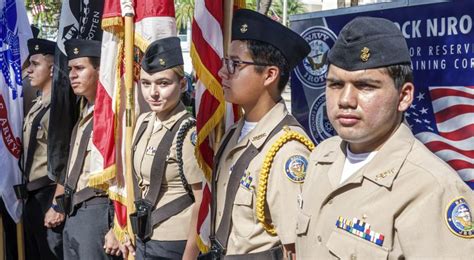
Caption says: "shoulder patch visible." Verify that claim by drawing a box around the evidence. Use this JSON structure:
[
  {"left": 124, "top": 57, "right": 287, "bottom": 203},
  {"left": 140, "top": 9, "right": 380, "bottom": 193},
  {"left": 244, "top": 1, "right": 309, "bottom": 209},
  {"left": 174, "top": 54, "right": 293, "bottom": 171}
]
[
  {"left": 445, "top": 197, "right": 473, "bottom": 238},
  {"left": 190, "top": 130, "right": 197, "bottom": 146},
  {"left": 285, "top": 155, "right": 308, "bottom": 183}
]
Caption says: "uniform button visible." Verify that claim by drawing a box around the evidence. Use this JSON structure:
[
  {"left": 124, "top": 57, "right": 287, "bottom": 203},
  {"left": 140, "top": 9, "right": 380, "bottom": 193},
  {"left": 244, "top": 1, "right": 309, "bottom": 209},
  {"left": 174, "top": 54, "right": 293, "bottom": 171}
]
[
  {"left": 218, "top": 211, "right": 222, "bottom": 217},
  {"left": 317, "top": 235, "right": 322, "bottom": 243},
  {"left": 351, "top": 254, "right": 357, "bottom": 260}
]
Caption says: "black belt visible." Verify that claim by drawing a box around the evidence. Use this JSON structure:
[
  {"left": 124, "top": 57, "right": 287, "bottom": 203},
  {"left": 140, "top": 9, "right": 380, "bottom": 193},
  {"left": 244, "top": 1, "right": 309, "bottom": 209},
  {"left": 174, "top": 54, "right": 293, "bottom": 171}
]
[
  {"left": 26, "top": 175, "right": 53, "bottom": 192},
  {"left": 75, "top": 195, "right": 108, "bottom": 208},
  {"left": 72, "top": 187, "right": 108, "bottom": 208},
  {"left": 224, "top": 246, "right": 283, "bottom": 260}
]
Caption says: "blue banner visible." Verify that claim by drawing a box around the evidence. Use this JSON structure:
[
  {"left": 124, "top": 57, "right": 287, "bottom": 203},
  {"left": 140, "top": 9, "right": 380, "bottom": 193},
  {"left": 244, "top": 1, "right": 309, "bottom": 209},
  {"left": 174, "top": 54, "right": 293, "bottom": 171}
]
[{"left": 290, "top": 0, "right": 473, "bottom": 187}]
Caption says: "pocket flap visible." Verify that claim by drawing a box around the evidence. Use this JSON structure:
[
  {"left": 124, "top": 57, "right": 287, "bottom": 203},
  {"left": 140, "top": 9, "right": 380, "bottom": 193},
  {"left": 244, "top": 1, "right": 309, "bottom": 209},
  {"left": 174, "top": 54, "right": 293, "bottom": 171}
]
[
  {"left": 296, "top": 211, "right": 311, "bottom": 235},
  {"left": 326, "top": 229, "right": 388, "bottom": 259},
  {"left": 234, "top": 188, "right": 253, "bottom": 206}
]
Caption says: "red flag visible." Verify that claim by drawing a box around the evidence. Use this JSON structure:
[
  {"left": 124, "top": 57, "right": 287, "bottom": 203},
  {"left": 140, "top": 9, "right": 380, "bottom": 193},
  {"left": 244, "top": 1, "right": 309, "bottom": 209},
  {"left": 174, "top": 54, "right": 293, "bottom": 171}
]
[
  {"left": 89, "top": 0, "right": 176, "bottom": 241},
  {"left": 192, "top": 0, "right": 244, "bottom": 252}
]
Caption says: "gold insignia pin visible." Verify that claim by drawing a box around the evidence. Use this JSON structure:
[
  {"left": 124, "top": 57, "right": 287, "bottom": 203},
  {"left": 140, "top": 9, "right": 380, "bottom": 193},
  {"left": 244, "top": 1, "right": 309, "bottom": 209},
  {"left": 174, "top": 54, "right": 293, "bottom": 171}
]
[
  {"left": 240, "top": 24, "right": 248, "bottom": 33},
  {"left": 159, "top": 58, "right": 166, "bottom": 66},
  {"left": 34, "top": 45, "right": 39, "bottom": 51},
  {"left": 73, "top": 48, "right": 79, "bottom": 55},
  {"left": 360, "top": 47, "right": 370, "bottom": 62},
  {"left": 375, "top": 169, "right": 395, "bottom": 181}
]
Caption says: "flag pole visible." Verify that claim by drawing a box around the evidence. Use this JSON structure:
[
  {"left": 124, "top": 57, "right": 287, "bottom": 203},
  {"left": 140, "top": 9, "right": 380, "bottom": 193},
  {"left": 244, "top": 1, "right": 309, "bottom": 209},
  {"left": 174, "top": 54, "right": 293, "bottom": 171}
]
[
  {"left": 213, "top": 0, "right": 234, "bottom": 149},
  {"left": 124, "top": 12, "right": 136, "bottom": 254},
  {"left": 16, "top": 221, "right": 24, "bottom": 260}
]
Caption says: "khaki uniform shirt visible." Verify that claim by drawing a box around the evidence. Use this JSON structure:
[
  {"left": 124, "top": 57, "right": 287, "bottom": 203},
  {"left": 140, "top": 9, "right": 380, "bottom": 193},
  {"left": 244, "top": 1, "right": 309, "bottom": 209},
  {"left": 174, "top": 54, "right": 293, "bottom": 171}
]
[
  {"left": 66, "top": 105, "right": 94, "bottom": 192},
  {"left": 133, "top": 103, "right": 202, "bottom": 241},
  {"left": 296, "top": 124, "right": 474, "bottom": 259},
  {"left": 22, "top": 94, "right": 50, "bottom": 182},
  {"left": 214, "top": 101, "right": 311, "bottom": 255}
]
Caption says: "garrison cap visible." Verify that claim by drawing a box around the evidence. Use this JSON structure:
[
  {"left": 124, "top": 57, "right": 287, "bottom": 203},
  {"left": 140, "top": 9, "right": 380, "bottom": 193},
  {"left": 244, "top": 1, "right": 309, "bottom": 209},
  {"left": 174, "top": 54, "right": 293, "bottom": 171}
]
[
  {"left": 232, "top": 9, "right": 310, "bottom": 70},
  {"left": 141, "top": 37, "right": 183, "bottom": 74},
  {"left": 27, "top": 38, "right": 55, "bottom": 55},
  {"left": 64, "top": 39, "right": 101, "bottom": 60},
  {"left": 328, "top": 16, "right": 412, "bottom": 71},
  {"left": 31, "top": 25, "right": 40, "bottom": 38}
]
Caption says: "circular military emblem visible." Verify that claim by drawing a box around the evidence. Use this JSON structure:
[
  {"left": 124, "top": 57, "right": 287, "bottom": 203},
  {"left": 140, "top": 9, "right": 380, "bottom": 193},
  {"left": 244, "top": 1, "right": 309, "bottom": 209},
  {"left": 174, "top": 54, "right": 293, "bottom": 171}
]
[
  {"left": 308, "top": 93, "right": 336, "bottom": 143},
  {"left": 190, "top": 130, "right": 197, "bottom": 146},
  {"left": 445, "top": 197, "right": 474, "bottom": 238},
  {"left": 294, "top": 26, "right": 337, "bottom": 89},
  {"left": 285, "top": 155, "right": 308, "bottom": 183}
]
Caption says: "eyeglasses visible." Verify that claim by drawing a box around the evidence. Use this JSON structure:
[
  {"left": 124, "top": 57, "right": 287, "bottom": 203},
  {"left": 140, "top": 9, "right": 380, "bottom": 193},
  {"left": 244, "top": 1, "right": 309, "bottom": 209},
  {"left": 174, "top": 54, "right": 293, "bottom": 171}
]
[{"left": 221, "top": 57, "right": 273, "bottom": 75}]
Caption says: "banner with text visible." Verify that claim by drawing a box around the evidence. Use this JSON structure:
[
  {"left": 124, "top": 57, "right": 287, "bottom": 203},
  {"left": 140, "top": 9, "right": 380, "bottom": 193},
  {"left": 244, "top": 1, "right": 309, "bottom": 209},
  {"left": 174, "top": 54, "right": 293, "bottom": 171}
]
[{"left": 290, "top": 0, "right": 474, "bottom": 188}]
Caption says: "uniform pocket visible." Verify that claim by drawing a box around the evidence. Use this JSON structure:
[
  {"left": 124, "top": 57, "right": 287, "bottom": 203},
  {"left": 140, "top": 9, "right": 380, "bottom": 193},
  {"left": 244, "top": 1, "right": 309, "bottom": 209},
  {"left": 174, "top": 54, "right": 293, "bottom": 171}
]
[
  {"left": 234, "top": 187, "right": 253, "bottom": 206},
  {"left": 296, "top": 211, "right": 311, "bottom": 236},
  {"left": 326, "top": 229, "right": 388, "bottom": 260},
  {"left": 232, "top": 187, "right": 255, "bottom": 238}
]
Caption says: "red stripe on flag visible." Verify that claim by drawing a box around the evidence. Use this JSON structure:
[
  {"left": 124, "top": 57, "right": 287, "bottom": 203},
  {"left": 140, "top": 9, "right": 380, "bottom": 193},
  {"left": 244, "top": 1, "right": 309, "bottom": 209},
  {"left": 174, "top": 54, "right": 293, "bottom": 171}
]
[
  {"left": 192, "top": 21, "right": 223, "bottom": 80},
  {"left": 446, "top": 159, "right": 474, "bottom": 171},
  {"left": 425, "top": 141, "right": 474, "bottom": 158},
  {"left": 439, "top": 124, "right": 474, "bottom": 141},
  {"left": 134, "top": 0, "right": 175, "bottom": 22},
  {"left": 435, "top": 104, "right": 474, "bottom": 123},
  {"left": 93, "top": 82, "right": 116, "bottom": 167},
  {"left": 197, "top": 184, "right": 211, "bottom": 229},
  {"left": 430, "top": 88, "right": 474, "bottom": 101},
  {"left": 204, "top": 0, "right": 224, "bottom": 26},
  {"left": 103, "top": 0, "right": 122, "bottom": 18},
  {"left": 113, "top": 200, "right": 128, "bottom": 228}
]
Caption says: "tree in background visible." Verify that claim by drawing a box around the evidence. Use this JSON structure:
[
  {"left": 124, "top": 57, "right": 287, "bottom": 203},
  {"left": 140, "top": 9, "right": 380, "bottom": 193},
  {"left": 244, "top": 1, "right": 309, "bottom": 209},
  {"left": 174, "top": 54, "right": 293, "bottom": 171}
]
[
  {"left": 246, "top": 0, "right": 305, "bottom": 24},
  {"left": 24, "top": 0, "right": 61, "bottom": 39},
  {"left": 175, "top": 0, "right": 195, "bottom": 31}
]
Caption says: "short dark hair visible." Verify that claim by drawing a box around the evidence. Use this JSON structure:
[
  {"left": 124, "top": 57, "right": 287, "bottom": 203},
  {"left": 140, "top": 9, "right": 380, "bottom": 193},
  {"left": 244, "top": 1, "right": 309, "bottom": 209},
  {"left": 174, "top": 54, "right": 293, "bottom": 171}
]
[
  {"left": 88, "top": 57, "right": 100, "bottom": 69},
  {"left": 384, "top": 64, "right": 413, "bottom": 89},
  {"left": 245, "top": 40, "right": 290, "bottom": 93}
]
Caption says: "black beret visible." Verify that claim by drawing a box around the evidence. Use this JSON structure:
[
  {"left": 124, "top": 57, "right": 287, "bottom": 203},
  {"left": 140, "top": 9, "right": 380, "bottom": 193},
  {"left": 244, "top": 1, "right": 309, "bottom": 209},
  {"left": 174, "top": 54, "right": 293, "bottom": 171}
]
[
  {"left": 232, "top": 9, "right": 310, "bottom": 70},
  {"left": 328, "top": 16, "right": 411, "bottom": 71},
  {"left": 27, "top": 38, "right": 55, "bottom": 55},
  {"left": 64, "top": 39, "right": 101, "bottom": 60},
  {"left": 141, "top": 37, "right": 183, "bottom": 74}
]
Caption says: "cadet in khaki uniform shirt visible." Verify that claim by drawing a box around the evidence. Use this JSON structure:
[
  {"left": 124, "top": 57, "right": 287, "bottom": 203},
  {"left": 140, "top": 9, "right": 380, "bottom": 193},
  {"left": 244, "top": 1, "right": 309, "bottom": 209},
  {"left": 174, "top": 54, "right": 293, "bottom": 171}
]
[
  {"left": 119, "top": 37, "right": 203, "bottom": 260},
  {"left": 20, "top": 38, "right": 63, "bottom": 259},
  {"left": 50, "top": 39, "right": 120, "bottom": 260},
  {"left": 295, "top": 17, "right": 474, "bottom": 259},
  {"left": 203, "top": 9, "right": 313, "bottom": 259}
]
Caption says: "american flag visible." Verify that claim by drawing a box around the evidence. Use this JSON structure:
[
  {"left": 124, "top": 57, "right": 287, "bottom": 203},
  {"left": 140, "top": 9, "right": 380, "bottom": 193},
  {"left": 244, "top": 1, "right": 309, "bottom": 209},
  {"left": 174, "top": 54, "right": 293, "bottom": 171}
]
[{"left": 406, "top": 86, "right": 474, "bottom": 189}]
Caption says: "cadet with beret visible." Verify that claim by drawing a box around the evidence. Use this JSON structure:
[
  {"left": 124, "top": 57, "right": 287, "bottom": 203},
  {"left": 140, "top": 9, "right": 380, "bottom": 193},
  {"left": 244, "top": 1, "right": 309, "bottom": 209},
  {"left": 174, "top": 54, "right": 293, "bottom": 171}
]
[
  {"left": 119, "top": 37, "right": 203, "bottom": 260},
  {"left": 295, "top": 17, "right": 474, "bottom": 259},
  {"left": 20, "top": 38, "right": 63, "bottom": 259},
  {"left": 48, "top": 39, "right": 120, "bottom": 260},
  {"left": 203, "top": 9, "right": 314, "bottom": 259}
]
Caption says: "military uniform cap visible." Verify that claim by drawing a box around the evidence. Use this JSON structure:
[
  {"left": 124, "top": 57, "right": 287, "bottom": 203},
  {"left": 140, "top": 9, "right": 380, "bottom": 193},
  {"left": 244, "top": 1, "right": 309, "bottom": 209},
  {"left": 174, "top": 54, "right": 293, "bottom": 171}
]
[
  {"left": 31, "top": 25, "right": 40, "bottom": 38},
  {"left": 64, "top": 39, "right": 101, "bottom": 60},
  {"left": 27, "top": 38, "right": 56, "bottom": 55},
  {"left": 232, "top": 9, "right": 310, "bottom": 70},
  {"left": 141, "top": 37, "right": 183, "bottom": 74},
  {"left": 328, "top": 16, "right": 411, "bottom": 71}
]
